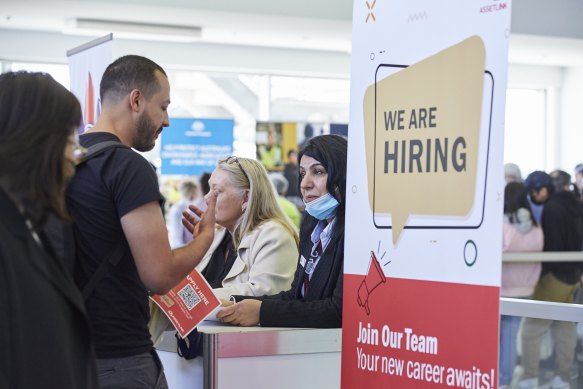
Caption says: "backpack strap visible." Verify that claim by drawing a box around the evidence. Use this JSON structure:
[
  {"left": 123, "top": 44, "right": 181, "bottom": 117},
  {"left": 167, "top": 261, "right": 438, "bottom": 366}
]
[
  {"left": 81, "top": 239, "right": 126, "bottom": 299},
  {"left": 79, "top": 140, "right": 130, "bottom": 165},
  {"left": 78, "top": 139, "right": 131, "bottom": 300}
]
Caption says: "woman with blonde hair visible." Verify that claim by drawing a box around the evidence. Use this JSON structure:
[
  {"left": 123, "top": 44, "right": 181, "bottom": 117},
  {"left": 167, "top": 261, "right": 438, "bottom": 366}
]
[
  {"left": 156, "top": 156, "right": 299, "bottom": 359},
  {"left": 190, "top": 155, "right": 299, "bottom": 301}
]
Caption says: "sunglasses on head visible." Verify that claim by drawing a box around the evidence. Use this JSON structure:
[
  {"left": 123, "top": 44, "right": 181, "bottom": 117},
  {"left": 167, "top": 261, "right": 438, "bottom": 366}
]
[{"left": 224, "top": 155, "right": 250, "bottom": 185}]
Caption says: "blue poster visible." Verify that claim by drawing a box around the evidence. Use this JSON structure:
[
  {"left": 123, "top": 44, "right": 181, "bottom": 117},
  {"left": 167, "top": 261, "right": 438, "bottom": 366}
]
[{"left": 161, "top": 118, "right": 234, "bottom": 175}]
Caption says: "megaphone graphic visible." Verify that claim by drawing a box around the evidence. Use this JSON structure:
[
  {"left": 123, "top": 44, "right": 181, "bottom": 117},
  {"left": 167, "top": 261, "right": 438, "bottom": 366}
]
[{"left": 357, "top": 251, "right": 387, "bottom": 315}]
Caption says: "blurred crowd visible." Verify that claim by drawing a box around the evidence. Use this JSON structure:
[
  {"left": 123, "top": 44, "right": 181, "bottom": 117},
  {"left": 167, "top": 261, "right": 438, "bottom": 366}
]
[{"left": 501, "top": 163, "right": 583, "bottom": 389}]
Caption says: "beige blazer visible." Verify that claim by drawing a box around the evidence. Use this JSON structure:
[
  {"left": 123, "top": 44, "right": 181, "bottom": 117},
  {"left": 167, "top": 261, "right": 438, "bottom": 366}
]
[{"left": 196, "top": 221, "right": 298, "bottom": 301}]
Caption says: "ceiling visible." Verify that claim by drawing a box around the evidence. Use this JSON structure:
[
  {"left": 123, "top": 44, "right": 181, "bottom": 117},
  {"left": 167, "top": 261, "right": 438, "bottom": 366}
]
[{"left": 1, "top": 0, "right": 583, "bottom": 67}]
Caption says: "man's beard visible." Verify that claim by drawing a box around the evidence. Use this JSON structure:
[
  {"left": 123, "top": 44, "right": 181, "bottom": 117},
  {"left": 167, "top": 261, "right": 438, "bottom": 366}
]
[{"left": 134, "top": 111, "right": 160, "bottom": 152}]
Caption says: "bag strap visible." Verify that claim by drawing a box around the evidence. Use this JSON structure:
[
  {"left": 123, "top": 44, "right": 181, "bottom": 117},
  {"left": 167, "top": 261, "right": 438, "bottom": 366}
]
[
  {"left": 81, "top": 240, "right": 126, "bottom": 299},
  {"left": 78, "top": 139, "right": 131, "bottom": 300},
  {"left": 79, "top": 140, "right": 130, "bottom": 165}
]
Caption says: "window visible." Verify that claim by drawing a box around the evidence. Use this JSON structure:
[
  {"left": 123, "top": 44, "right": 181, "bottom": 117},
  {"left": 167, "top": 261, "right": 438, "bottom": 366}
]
[{"left": 504, "top": 88, "right": 547, "bottom": 177}]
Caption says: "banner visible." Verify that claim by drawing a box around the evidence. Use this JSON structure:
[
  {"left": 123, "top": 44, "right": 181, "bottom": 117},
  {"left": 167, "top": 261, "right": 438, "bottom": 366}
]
[
  {"left": 342, "top": 1, "right": 511, "bottom": 388},
  {"left": 161, "top": 118, "right": 234, "bottom": 176},
  {"left": 67, "top": 34, "right": 113, "bottom": 134}
]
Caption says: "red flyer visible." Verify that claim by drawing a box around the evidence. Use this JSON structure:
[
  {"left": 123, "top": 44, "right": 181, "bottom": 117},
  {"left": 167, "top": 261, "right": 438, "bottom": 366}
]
[{"left": 150, "top": 268, "right": 221, "bottom": 338}]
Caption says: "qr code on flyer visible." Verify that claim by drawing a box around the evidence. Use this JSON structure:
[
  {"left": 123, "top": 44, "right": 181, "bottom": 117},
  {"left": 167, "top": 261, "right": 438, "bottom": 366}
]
[{"left": 177, "top": 284, "right": 201, "bottom": 311}]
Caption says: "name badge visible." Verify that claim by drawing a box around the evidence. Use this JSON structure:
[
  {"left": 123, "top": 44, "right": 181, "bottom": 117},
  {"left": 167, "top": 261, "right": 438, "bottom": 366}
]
[{"left": 300, "top": 255, "right": 307, "bottom": 268}]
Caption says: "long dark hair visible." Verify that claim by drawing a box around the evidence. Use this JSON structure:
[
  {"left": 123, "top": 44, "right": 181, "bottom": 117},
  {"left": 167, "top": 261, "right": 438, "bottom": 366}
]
[
  {"left": 0, "top": 72, "right": 81, "bottom": 229},
  {"left": 504, "top": 182, "right": 537, "bottom": 226},
  {"left": 297, "top": 135, "right": 347, "bottom": 245}
]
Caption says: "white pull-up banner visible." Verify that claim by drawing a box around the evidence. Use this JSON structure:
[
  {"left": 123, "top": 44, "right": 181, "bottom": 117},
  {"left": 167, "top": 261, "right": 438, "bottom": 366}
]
[
  {"left": 67, "top": 34, "right": 112, "bottom": 134},
  {"left": 342, "top": 1, "right": 511, "bottom": 387}
]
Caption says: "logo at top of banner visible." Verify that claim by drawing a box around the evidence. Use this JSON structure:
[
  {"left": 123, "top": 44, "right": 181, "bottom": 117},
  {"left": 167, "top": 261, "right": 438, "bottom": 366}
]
[
  {"left": 363, "top": 36, "right": 487, "bottom": 246},
  {"left": 192, "top": 120, "right": 205, "bottom": 131},
  {"left": 480, "top": 0, "right": 508, "bottom": 13},
  {"left": 365, "top": 0, "right": 376, "bottom": 23},
  {"left": 187, "top": 120, "right": 212, "bottom": 137}
]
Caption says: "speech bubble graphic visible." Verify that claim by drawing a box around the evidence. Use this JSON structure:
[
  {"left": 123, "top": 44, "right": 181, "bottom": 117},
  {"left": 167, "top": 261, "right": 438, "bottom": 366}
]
[{"left": 363, "top": 36, "right": 487, "bottom": 245}]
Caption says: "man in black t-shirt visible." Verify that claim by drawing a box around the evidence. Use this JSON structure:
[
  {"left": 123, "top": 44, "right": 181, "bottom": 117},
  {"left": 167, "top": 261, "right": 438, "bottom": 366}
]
[{"left": 66, "top": 55, "right": 216, "bottom": 389}]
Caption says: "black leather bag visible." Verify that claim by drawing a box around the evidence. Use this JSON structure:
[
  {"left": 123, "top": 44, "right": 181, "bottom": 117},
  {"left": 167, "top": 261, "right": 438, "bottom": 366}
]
[{"left": 175, "top": 329, "right": 203, "bottom": 360}]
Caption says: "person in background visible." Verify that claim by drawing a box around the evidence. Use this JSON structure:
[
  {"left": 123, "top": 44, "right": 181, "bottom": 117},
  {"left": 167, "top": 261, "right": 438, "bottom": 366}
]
[
  {"left": 0, "top": 72, "right": 97, "bottom": 388},
  {"left": 550, "top": 169, "right": 574, "bottom": 194},
  {"left": 162, "top": 179, "right": 181, "bottom": 208},
  {"left": 574, "top": 164, "right": 583, "bottom": 362},
  {"left": 183, "top": 173, "right": 212, "bottom": 234},
  {"left": 505, "top": 163, "right": 544, "bottom": 224},
  {"left": 194, "top": 172, "right": 211, "bottom": 212},
  {"left": 499, "top": 182, "right": 543, "bottom": 389},
  {"left": 269, "top": 172, "right": 301, "bottom": 229},
  {"left": 283, "top": 149, "right": 304, "bottom": 211},
  {"left": 168, "top": 180, "right": 200, "bottom": 248},
  {"left": 518, "top": 171, "right": 583, "bottom": 389},
  {"left": 505, "top": 162, "right": 523, "bottom": 183},
  {"left": 217, "top": 135, "right": 347, "bottom": 328},
  {"left": 66, "top": 55, "right": 217, "bottom": 389},
  {"left": 257, "top": 129, "right": 283, "bottom": 171},
  {"left": 298, "top": 123, "right": 315, "bottom": 151},
  {"left": 574, "top": 163, "right": 583, "bottom": 204}
]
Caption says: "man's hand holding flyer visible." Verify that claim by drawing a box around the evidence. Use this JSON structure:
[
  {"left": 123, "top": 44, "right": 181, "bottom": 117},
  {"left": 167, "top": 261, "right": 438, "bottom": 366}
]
[{"left": 150, "top": 268, "right": 220, "bottom": 338}]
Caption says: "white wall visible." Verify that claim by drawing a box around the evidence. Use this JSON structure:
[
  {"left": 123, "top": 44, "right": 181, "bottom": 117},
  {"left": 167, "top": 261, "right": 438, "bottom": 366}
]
[
  {"left": 507, "top": 64, "right": 562, "bottom": 89},
  {"left": 2, "top": 28, "right": 581, "bottom": 174},
  {"left": 560, "top": 66, "right": 583, "bottom": 173},
  {"left": 0, "top": 29, "right": 351, "bottom": 77}
]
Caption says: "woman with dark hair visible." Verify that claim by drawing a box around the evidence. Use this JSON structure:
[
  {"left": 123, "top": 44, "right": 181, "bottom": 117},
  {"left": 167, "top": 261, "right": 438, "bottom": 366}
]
[
  {"left": 499, "top": 182, "right": 543, "bottom": 389},
  {"left": 0, "top": 72, "right": 97, "bottom": 388},
  {"left": 217, "top": 134, "right": 347, "bottom": 328}
]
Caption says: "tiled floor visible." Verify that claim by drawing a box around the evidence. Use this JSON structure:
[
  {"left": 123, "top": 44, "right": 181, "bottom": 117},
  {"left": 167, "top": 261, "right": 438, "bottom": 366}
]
[{"left": 511, "top": 348, "right": 583, "bottom": 388}]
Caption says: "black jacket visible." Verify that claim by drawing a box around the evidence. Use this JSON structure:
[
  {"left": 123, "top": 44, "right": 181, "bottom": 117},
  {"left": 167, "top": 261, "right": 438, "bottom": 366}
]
[
  {"left": 0, "top": 189, "right": 97, "bottom": 388},
  {"left": 239, "top": 220, "right": 344, "bottom": 328},
  {"left": 541, "top": 190, "right": 583, "bottom": 284}
]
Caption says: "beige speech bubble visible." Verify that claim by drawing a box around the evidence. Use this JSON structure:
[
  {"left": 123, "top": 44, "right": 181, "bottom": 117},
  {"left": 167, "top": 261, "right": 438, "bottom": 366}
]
[{"left": 363, "top": 36, "right": 485, "bottom": 245}]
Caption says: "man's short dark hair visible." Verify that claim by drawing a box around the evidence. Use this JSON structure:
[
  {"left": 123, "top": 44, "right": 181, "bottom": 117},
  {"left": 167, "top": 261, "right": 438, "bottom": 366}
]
[
  {"left": 550, "top": 169, "right": 572, "bottom": 192},
  {"left": 100, "top": 55, "right": 167, "bottom": 103}
]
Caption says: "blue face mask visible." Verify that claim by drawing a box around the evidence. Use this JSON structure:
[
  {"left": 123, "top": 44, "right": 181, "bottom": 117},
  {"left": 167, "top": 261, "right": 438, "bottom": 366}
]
[{"left": 304, "top": 193, "right": 340, "bottom": 220}]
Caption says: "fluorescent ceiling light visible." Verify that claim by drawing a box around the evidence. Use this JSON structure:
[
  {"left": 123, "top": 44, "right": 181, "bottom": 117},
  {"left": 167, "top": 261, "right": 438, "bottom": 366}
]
[{"left": 64, "top": 18, "right": 202, "bottom": 43}]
